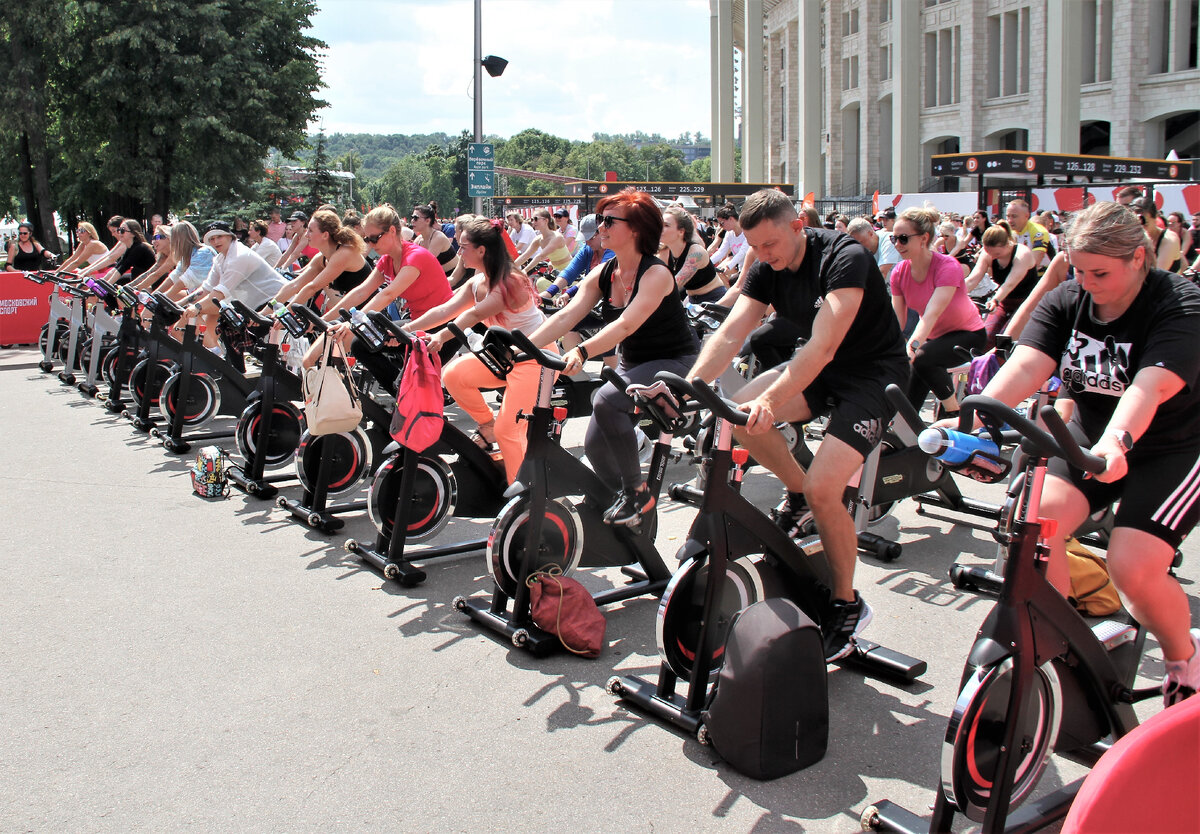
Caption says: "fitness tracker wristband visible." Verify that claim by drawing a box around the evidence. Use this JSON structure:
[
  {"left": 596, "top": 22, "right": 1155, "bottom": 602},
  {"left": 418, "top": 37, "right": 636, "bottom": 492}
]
[
  {"left": 576, "top": 344, "right": 589, "bottom": 362},
  {"left": 1107, "top": 429, "right": 1133, "bottom": 453}
]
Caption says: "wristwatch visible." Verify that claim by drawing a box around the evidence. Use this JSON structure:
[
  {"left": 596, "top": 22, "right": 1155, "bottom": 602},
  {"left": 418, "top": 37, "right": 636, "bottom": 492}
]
[{"left": 1108, "top": 429, "right": 1133, "bottom": 453}]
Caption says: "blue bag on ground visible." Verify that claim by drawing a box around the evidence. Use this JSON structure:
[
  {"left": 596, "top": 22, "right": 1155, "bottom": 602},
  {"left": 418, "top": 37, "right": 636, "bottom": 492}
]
[{"left": 702, "top": 597, "right": 828, "bottom": 779}]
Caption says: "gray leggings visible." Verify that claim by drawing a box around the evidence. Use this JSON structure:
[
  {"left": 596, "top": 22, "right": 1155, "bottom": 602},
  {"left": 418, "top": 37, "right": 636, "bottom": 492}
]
[{"left": 585, "top": 354, "right": 698, "bottom": 492}]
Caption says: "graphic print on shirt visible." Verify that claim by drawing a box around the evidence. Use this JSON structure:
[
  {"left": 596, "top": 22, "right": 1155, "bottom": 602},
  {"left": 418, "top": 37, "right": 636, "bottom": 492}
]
[{"left": 1062, "top": 331, "right": 1131, "bottom": 396}]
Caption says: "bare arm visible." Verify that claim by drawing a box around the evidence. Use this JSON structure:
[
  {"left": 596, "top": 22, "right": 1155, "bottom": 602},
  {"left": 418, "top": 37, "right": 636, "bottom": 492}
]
[
  {"left": 689, "top": 292, "right": 770, "bottom": 383},
  {"left": 744, "top": 287, "right": 863, "bottom": 432},
  {"left": 963, "top": 250, "right": 993, "bottom": 294},
  {"left": 1003, "top": 252, "right": 1069, "bottom": 341}
]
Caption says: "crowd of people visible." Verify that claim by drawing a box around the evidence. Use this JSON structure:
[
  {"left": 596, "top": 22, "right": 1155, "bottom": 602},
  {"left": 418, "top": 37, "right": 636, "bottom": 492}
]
[{"left": 11, "top": 183, "right": 1200, "bottom": 700}]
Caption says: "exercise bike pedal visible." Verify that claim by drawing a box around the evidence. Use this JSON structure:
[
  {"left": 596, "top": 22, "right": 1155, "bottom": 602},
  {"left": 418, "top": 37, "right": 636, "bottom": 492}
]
[
  {"left": 844, "top": 638, "right": 928, "bottom": 683},
  {"left": 1091, "top": 619, "right": 1137, "bottom": 651}
]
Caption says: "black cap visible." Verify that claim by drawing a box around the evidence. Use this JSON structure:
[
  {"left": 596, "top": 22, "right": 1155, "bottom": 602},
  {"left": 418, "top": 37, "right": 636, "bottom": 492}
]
[
  {"left": 1130, "top": 196, "right": 1156, "bottom": 216},
  {"left": 203, "top": 220, "right": 234, "bottom": 239},
  {"left": 553, "top": 209, "right": 570, "bottom": 218},
  {"left": 288, "top": 210, "right": 308, "bottom": 222}
]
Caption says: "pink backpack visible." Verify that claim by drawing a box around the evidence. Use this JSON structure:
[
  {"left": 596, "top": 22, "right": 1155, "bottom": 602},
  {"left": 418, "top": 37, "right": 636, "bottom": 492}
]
[{"left": 390, "top": 335, "right": 444, "bottom": 452}]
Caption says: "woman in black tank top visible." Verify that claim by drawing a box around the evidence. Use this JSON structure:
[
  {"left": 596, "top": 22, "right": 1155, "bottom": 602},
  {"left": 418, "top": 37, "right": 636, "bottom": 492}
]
[
  {"left": 528, "top": 188, "right": 699, "bottom": 526},
  {"left": 271, "top": 209, "right": 371, "bottom": 311},
  {"left": 965, "top": 222, "right": 1039, "bottom": 349},
  {"left": 661, "top": 205, "right": 725, "bottom": 304}
]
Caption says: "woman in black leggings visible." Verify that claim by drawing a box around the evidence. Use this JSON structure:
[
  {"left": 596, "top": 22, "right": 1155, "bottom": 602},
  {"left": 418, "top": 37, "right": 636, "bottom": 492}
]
[
  {"left": 528, "top": 188, "right": 699, "bottom": 526},
  {"left": 889, "top": 206, "right": 986, "bottom": 415}
]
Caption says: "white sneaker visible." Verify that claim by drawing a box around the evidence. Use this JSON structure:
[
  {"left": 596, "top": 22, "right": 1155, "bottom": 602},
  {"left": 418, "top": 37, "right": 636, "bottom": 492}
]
[{"left": 1162, "top": 628, "right": 1200, "bottom": 709}]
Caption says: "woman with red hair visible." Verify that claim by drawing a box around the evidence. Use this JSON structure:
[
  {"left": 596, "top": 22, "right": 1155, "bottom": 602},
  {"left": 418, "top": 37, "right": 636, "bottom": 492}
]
[{"left": 528, "top": 188, "right": 699, "bottom": 526}]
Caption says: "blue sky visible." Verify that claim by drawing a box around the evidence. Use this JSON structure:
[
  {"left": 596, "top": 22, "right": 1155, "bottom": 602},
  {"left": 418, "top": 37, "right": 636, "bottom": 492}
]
[{"left": 308, "top": 0, "right": 713, "bottom": 141}]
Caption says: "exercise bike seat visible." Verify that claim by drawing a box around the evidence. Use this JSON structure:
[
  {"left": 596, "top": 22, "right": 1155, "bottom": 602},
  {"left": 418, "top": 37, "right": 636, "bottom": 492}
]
[{"left": 1061, "top": 694, "right": 1200, "bottom": 834}]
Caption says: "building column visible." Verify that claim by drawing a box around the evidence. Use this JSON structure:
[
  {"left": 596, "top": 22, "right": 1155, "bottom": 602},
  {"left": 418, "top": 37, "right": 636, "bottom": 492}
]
[
  {"left": 892, "top": 2, "right": 920, "bottom": 192},
  {"left": 1045, "top": 1, "right": 1082, "bottom": 153},
  {"left": 710, "top": 0, "right": 736, "bottom": 183},
  {"left": 796, "top": 0, "right": 822, "bottom": 199},
  {"left": 742, "top": 0, "right": 764, "bottom": 182}
]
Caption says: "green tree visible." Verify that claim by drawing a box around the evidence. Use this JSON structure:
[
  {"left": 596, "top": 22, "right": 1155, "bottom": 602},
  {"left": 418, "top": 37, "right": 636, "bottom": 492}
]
[
  {"left": 376, "top": 156, "right": 432, "bottom": 212},
  {"left": 51, "top": 0, "right": 324, "bottom": 226},
  {"left": 306, "top": 129, "right": 337, "bottom": 212},
  {"left": 0, "top": 0, "right": 67, "bottom": 249}
]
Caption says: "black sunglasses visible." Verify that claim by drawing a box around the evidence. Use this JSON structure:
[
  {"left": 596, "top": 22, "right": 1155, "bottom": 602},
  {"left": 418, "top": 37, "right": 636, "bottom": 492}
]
[
  {"left": 361, "top": 230, "right": 385, "bottom": 245},
  {"left": 893, "top": 232, "right": 922, "bottom": 245},
  {"left": 596, "top": 214, "right": 629, "bottom": 228},
  {"left": 152, "top": 234, "right": 167, "bottom": 241}
]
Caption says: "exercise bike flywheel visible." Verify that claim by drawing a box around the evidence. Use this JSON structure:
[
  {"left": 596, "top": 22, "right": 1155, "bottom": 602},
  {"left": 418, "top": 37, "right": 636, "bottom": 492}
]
[{"left": 943, "top": 657, "right": 1063, "bottom": 822}]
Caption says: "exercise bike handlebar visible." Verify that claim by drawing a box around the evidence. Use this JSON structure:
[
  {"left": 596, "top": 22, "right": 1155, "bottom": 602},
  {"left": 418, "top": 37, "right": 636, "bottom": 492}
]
[
  {"left": 367, "top": 312, "right": 414, "bottom": 344},
  {"left": 452, "top": 324, "right": 567, "bottom": 373},
  {"left": 958, "top": 395, "right": 1104, "bottom": 474},
  {"left": 647, "top": 373, "right": 746, "bottom": 427},
  {"left": 288, "top": 302, "right": 329, "bottom": 331}
]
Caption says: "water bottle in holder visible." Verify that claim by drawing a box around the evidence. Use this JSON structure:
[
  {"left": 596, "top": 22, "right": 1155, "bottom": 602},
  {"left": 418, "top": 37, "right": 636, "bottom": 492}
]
[
  {"left": 348, "top": 307, "right": 385, "bottom": 351},
  {"left": 917, "top": 427, "right": 1009, "bottom": 483}
]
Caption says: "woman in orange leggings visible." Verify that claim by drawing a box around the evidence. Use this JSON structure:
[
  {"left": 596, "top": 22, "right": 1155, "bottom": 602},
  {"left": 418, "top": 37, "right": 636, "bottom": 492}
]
[{"left": 407, "top": 216, "right": 554, "bottom": 483}]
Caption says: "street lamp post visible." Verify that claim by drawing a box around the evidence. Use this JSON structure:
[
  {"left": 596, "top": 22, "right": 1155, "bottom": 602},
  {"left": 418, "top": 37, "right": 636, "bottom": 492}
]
[{"left": 473, "top": 0, "right": 506, "bottom": 215}]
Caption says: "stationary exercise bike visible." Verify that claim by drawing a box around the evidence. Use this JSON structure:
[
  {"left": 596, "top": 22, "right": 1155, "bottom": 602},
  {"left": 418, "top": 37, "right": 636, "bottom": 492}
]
[
  {"left": 861, "top": 393, "right": 1159, "bottom": 834},
  {"left": 453, "top": 326, "right": 678, "bottom": 656},
  {"left": 273, "top": 303, "right": 393, "bottom": 534},
  {"left": 341, "top": 317, "right": 508, "bottom": 586},
  {"left": 607, "top": 374, "right": 927, "bottom": 739},
  {"left": 223, "top": 301, "right": 307, "bottom": 499}
]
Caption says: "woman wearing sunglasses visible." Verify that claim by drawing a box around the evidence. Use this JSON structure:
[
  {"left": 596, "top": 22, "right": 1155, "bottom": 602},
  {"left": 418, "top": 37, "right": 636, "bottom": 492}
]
[
  {"left": 54, "top": 223, "right": 109, "bottom": 275},
  {"left": 316, "top": 204, "right": 454, "bottom": 394},
  {"left": 889, "top": 206, "right": 985, "bottom": 416},
  {"left": 7, "top": 222, "right": 55, "bottom": 272},
  {"left": 105, "top": 221, "right": 156, "bottom": 287},
  {"left": 527, "top": 187, "right": 699, "bottom": 527},
  {"left": 76, "top": 216, "right": 129, "bottom": 280},
  {"left": 128, "top": 225, "right": 179, "bottom": 291},
  {"left": 964, "top": 220, "right": 1038, "bottom": 349}
]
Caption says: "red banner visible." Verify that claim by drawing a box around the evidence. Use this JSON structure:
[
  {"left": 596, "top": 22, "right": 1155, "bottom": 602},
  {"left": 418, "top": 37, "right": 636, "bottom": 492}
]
[{"left": 0, "top": 271, "right": 52, "bottom": 345}]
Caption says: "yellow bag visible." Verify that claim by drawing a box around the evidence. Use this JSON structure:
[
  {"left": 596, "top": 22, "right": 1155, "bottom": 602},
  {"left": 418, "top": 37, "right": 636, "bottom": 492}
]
[{"left": 1066, "top": 538, "right": 1121, "bottom": 616}]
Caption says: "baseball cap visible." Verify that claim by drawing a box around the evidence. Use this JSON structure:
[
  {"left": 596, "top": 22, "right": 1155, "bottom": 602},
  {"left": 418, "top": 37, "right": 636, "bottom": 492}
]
[
  {"left": 288, "top": 210, "right": 308, "bottom": 222},
  {"left": 553, "top": 208, "right": 570, "bottom": 218},
  {"left": 578, "top": 214, "right": 599, "bottom": 241}
]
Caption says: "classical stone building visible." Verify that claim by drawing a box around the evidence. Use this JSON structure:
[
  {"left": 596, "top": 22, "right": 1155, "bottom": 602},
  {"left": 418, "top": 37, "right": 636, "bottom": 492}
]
[{"left": 710, "top": 0, "right": 1200, "bottom": 198}]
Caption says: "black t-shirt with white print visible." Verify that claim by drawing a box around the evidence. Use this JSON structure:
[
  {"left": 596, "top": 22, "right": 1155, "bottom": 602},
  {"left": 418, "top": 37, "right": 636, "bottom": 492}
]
[
  {"left": 741, "top": 227, "right": 906, "bottom": 376},
  {"left": 1020, "top": 269, "right": 1200, "bottom": 453}
]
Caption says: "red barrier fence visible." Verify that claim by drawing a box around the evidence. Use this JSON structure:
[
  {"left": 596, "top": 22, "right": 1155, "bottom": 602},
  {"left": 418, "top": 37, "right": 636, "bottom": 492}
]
[{"left": 0, "top": 271, "right": 52, "bottom": 346}]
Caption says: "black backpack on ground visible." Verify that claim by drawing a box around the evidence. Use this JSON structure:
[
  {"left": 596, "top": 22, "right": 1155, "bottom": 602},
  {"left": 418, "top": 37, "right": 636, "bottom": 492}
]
[{"left": 701, "top": 597, "right": 828, "bottom": 780}]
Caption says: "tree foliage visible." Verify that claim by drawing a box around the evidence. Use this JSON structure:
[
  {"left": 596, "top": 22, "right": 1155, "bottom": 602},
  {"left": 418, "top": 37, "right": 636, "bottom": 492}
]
[{"left": 0, "top": 0, "right": 325, "bottom": 240}]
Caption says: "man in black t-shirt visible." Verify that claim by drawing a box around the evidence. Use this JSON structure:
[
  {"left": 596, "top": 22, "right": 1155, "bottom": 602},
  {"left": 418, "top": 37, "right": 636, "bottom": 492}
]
[{"left": 690, "top": 189, "right": 909, "bottom": 662}]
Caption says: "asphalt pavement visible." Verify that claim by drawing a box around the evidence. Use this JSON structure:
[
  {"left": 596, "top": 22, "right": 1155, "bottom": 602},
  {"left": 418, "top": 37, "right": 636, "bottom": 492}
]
[{"left": 2, "top": 345, "right": 1196, "bottom": 833}]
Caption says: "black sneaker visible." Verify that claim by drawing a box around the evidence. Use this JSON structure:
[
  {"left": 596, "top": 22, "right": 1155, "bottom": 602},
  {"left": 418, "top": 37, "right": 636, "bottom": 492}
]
[
  {"left": 604, "top": 487, "right": 656, "bottom": 527},
  {"left": 822, "top": 591, "right": 873, "bottom": 662},
  {"left": 770, "top": 490, "right": 813, "bottom": 538}
]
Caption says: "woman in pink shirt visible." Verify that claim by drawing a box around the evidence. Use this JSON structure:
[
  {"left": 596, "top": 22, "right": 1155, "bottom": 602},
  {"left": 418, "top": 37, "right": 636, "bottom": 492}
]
[
  {"left": 889, "top": 206, "right": 986, "bottom": 416},
  {"left": 324, "top": 203, "right": 454, "bottom": 394}
]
